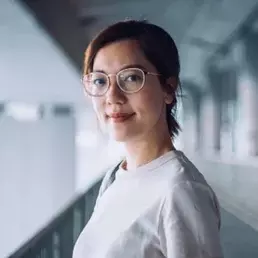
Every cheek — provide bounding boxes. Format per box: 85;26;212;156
144;82;165;107
134;85;165;118
92;99;104;120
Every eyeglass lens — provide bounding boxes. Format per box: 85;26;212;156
84;68;145;96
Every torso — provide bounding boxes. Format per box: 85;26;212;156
73;150;221;258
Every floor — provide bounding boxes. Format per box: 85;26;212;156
221;209;258;257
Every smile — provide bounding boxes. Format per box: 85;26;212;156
108;113;135;123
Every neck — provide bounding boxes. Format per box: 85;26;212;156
123;128;174;171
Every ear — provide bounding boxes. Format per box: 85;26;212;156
163;77;177;104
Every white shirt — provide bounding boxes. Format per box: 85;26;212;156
73;150;223;258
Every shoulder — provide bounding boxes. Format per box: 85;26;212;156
158;155;223;257
159;151;221;226
162;180;220;219
163;151;216;197
158;180;223;258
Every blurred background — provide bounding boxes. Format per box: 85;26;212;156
1;0;258;257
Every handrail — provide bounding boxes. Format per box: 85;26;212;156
8;179;102;258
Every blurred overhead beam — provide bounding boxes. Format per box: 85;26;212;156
207;3;258;64
19;0;88;71
78;0;169;20
177;0;258;88
182;0;258;49
186;37;222;50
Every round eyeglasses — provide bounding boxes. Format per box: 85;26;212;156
82;68;161;97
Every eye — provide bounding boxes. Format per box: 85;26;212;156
93;78;106;86
125;74;141;82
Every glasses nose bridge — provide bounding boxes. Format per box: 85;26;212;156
105;74;125;103
107;73;117;78
107;73;120;88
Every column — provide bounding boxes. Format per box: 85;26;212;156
233;31;258;157
200;91;221;155
181;91;199;153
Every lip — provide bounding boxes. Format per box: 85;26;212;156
107;113;135;123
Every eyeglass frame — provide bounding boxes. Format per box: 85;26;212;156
82;67;162;97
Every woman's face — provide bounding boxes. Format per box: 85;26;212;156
91;39;172;142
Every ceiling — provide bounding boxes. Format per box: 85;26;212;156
0;0;87;105
73;0;258;91
3;0;258;105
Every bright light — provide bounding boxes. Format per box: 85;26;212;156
5;102;40;121
76;130;99;148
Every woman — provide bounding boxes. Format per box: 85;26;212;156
73;20;223;258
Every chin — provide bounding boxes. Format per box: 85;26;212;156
106;120;140;142
109;132;129;142
108;129;134;142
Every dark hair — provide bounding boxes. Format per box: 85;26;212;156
84;20;181;138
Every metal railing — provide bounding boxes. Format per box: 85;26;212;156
8;180;102;258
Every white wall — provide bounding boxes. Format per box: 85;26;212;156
0;2;93;256
0;111;76;258
0;0;85;104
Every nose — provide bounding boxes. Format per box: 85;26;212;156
105;76;126;105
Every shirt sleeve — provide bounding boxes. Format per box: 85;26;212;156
159;181;224;258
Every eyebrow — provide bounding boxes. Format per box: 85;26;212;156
93;64;147;73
